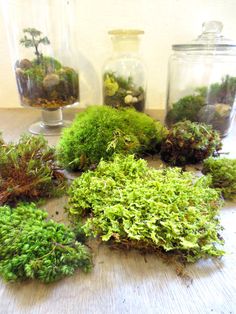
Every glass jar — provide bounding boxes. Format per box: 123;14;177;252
1;0;79;135
166;21;236;137
103;29;146;112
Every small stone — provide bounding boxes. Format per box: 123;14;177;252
43;74;60;89
124;95;133;104
215;103;231;117
132;97;138;103
19;59;32;69
198;105;216;123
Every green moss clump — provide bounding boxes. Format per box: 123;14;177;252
57;105;167;171
0;134;67;205
67;155;224;263
161;120;222;166
166;95;205;125
202;157;236;200
32;56;62;71
0;203;92;283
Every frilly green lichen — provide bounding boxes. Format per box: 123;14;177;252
68;155;224;263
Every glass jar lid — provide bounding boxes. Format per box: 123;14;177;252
173;21;236;51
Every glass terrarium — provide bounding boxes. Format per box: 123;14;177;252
166;21;236;137
103;29;146;112
1;0;79;135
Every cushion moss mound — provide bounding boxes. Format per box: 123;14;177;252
0;203;92;283
202;157;236;200
161;120;222;166
57;105;167;171
68;155;224;263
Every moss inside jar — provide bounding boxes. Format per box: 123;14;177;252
166;21;236;137
103;29;146;112
15;28;79;109
103;72;145;111
166;75;236;136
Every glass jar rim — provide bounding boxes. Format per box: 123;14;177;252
172;44;236;51
108;29;144;36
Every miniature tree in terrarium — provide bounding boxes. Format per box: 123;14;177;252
20;28;50;63
2;0;79;135
15;28;79;111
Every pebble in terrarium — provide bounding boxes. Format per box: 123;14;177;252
103;29;146;112
15;28;79;109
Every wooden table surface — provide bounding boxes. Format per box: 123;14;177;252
0;108;236;314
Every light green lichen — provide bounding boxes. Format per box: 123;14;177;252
68;155;224;263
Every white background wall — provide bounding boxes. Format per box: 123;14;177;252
1;0;236;109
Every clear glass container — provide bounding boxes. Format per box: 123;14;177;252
103;29;146;112
166;21;236;137
1;0;79;135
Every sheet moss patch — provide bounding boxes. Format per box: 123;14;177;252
68;155;224;263
202;157;236;200
0;203;92;283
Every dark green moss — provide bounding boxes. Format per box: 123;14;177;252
161;120;222;166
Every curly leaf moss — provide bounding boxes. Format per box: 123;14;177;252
57;105;167;171
0;203;92;283
68;155;224;263
202;157;236;200
161;120;222;166
0;134;67;205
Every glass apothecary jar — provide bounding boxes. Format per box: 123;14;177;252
1;0;79;135
166;21;236;137
103;29;146;112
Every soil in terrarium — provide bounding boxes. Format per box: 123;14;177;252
103;72;145;112
15;28;79;109
166;75;236;136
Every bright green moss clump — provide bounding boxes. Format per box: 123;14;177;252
0;203;92;283
57;105;167;171
68;155;224;263
202;157;236;200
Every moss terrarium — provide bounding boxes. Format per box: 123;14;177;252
2;0;80;135
15;28;79;110
167;21;236;137
103;29;146;112
103;72;145;111
166;76;236;136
